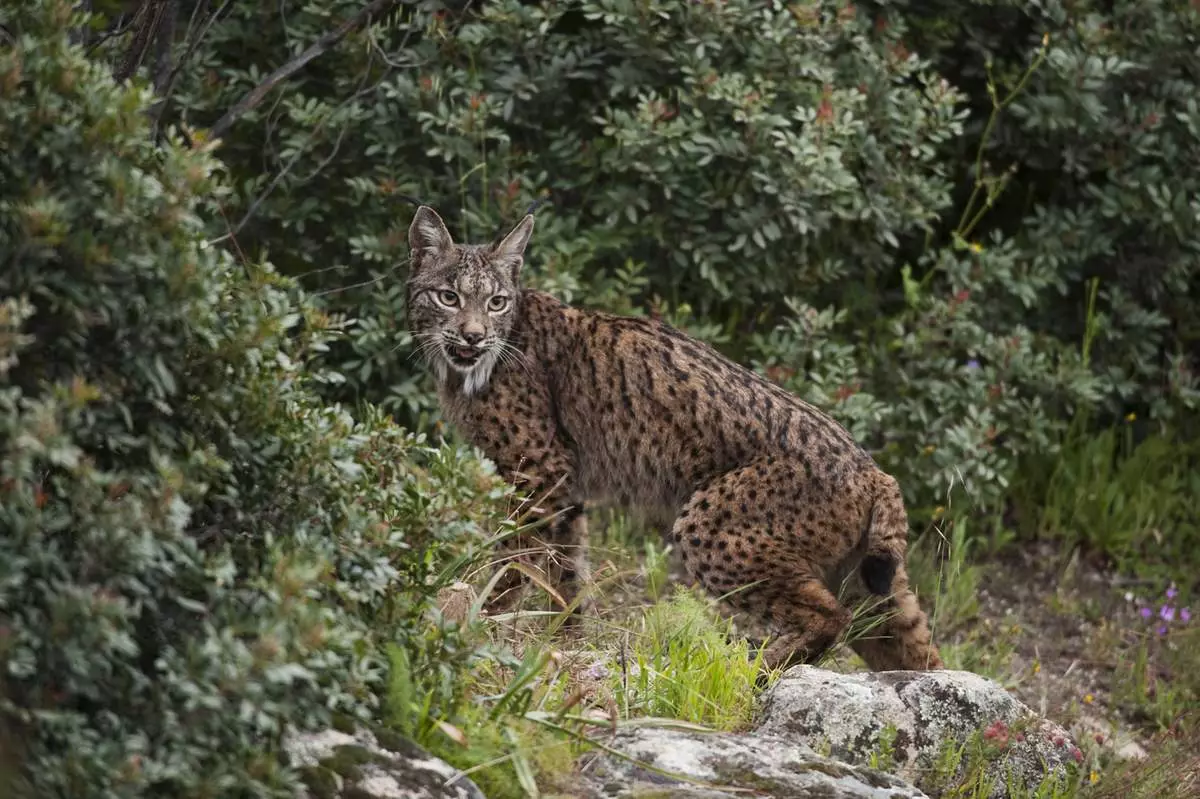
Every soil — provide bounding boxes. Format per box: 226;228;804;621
581;530;1180;761
921;540;1178;761
500;524;1191;768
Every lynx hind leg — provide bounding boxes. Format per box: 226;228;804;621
846;562;943;671
846;471;943;671
670;457;860;671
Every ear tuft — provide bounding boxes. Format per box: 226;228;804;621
408;205;454;255
492;214;535;269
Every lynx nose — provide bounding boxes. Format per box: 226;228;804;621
461;324;485;346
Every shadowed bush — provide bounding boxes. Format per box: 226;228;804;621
0;3;507;796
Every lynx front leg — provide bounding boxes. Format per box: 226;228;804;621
448;357;591;623
486;449;590;621
544;504;592;619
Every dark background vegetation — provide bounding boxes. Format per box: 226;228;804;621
1;0;1197;796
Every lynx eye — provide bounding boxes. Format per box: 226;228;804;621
434;289;460;308
487;294;510;313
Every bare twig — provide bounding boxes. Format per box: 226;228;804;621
83;0;146;54
207;0;401;141
171;0;229;89
363;12;424;69
202;58;390;247
151;0;178;94
69;1;94;47
113;0;168;83
85;15;135;54
151;0;230;138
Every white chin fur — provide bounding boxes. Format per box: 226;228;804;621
441;349;497;397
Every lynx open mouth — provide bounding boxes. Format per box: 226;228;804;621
446;345;483;366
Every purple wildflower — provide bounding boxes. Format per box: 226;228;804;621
584;661;609;680
1160;605;1176;622
1166;584;1178;600
966;359;981;370
1157;624;1169;636
1182;608;1192;623
1140;607;1153;620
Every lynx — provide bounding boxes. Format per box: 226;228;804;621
404;205;943;672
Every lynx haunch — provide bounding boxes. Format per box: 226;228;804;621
404;205;943;672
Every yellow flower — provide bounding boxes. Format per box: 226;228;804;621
968;242;984;254
1089;771;1099;785
1125;412;1136;422
1083;693;1094;704
933;505;945;519
1032;661;1041;675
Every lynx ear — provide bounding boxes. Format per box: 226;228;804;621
408;205;454;256
492;214;535;275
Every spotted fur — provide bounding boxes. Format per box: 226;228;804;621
404;206;943;672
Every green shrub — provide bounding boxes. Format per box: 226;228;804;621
0;4;506;796
150;0;964;414
119;0;1195;523
1009;413;1200;579
874;0;1200;424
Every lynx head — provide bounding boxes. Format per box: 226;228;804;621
404;205;534;396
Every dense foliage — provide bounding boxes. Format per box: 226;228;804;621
141;0;1198;514
2;0;1198;794
0;3;506;796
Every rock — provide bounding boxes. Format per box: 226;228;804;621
435;581;477;625
285;725;485;799
1075;712;1148;762
757;666;1081;798
575;725;929;798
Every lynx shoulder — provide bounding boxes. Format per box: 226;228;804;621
404;205;942;672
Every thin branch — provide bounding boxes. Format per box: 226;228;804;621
151;0;178;95
363;11;424;69
113;0;167;83
69;1;94;47
207;0;401;141
86;1;143;55
258;90;290;167
151;0;231;139
225;62;390;240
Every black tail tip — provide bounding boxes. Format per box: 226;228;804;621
861;555;897;595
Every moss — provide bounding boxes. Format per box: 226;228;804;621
855;767;899;790
319;744;376;783
297;765;339;799
343;788;380;799
371;726;410;754
797;760;853;781
331;713;358;735
812;735;834;758
718;768;844;798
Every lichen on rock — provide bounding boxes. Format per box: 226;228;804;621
757;666;1081;798
285;726;485;799
575;725;929;798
